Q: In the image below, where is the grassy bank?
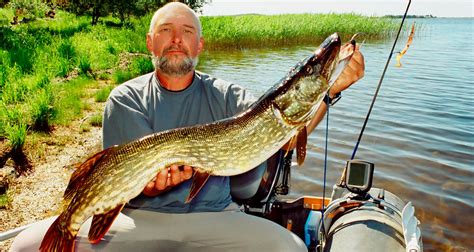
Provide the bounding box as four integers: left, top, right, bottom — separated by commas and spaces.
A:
0, 10, 398, 157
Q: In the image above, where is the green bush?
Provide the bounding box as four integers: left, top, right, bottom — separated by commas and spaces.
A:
9, 47, 35, 74
106, 43, 117, 55
34, 73, 50, 89
94, 86, 112, 102
58, 39, 76, 61
129, 56, 153, 76
78, 55, 92, 75
1, 73, 29, 104
0, 64, 6, 92
112, 70, 132, 84
5, 122, 27, 151
52, 77, 88, 125
3, 107, 27, 151
56, 57, 72, 77
8, 0, 49, 20
29, 87, 56, 131
88, 113, 102, 127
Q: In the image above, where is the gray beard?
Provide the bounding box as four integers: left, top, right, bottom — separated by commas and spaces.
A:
152, 54, 199, 76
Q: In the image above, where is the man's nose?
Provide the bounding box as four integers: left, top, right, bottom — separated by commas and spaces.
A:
171, 30, 183, 44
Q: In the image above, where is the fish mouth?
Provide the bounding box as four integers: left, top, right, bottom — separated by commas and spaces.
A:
313, 33, 341, 80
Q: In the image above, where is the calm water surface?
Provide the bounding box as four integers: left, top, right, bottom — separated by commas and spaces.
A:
198, 18, 473, 251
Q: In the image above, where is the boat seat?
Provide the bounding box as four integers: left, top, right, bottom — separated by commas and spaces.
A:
230, 150, 285, 205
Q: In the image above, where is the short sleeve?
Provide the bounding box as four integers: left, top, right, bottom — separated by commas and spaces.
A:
102, 90, 154, 149
225, 84, 256, 117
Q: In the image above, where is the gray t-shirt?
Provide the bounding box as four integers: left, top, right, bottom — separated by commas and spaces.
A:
103, 71, 255, 213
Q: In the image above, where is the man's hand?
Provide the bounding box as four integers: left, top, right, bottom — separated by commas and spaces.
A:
283, 41, 366, 152
329, 42, 365, 97
143, 165, 193, 197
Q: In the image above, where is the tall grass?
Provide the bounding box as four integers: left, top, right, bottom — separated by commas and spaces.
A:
52, 77, 91, 126
112, 70, 133, 84
201, 13, 398, 49
2, 107, 28, 151
78, 56, 91, 75
29, 86, 56, 131
129, 56, 154, 76
88, 113, 103, 127
95, 86, 113, 102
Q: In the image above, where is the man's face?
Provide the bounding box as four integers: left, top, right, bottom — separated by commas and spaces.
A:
147, 8, 203, 76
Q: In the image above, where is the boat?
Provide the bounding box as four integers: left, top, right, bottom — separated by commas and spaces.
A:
231, 149, 423, 251
1, 149, 423, 252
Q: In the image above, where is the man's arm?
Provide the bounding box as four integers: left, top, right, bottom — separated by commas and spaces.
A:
307, 43, 365, 133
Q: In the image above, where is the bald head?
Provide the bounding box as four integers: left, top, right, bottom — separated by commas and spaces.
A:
149, 2, 202, 37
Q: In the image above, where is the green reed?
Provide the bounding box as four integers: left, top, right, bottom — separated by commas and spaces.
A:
201, 13, 398, 49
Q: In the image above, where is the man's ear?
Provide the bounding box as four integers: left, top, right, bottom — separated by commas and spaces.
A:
146, 33, 153, 52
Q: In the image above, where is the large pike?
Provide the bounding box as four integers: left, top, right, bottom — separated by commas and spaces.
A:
41, 33, 352, 251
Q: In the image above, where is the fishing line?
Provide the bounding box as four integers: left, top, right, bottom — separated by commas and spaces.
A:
320, 96, 331, 236
350, 0, 412, 160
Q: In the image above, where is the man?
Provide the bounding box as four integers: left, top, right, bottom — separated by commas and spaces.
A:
102, 1, 363, 250
10, 2, 364, 251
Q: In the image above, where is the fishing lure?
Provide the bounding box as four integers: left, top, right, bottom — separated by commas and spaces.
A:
396, 22, 415, 67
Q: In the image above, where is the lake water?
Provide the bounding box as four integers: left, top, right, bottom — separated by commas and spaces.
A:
198, 18, 473, 251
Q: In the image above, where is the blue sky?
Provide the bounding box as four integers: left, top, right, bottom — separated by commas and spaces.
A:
202, 0, 473, 17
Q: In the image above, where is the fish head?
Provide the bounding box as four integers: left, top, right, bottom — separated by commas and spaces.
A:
273, 33, 342, 126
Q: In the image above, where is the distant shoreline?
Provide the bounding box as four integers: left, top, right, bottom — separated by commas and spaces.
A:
384, 14, 437, 18
384, 15, 474, 19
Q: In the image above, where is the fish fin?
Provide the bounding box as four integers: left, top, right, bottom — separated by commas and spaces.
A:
64, 147, 114, 202
272, 102, 302, 126
284, 135, 297, 157
185, 171, 211, 203
296, 126, 308, 166
88, 204, 125, 244
40, 215, 75, 252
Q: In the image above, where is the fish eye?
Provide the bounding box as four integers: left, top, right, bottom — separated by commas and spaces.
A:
306, 65, 313, 74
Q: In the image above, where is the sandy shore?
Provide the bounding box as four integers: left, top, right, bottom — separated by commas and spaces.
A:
0, 116, 103, 251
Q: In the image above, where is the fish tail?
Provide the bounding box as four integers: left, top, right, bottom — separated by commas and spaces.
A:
40, 216, 75, 252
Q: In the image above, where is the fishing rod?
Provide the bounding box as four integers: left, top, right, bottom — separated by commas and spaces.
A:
318, 1, 413, 243
350, 0, 412, 160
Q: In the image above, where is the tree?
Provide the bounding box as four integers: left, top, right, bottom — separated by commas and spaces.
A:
62, 0, 110, 25
183, 0, 210, 14
58, 0, 211, 25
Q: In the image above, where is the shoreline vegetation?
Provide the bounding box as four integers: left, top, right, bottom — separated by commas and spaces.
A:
0, 10, 398, 207
201, 13, 398, 49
